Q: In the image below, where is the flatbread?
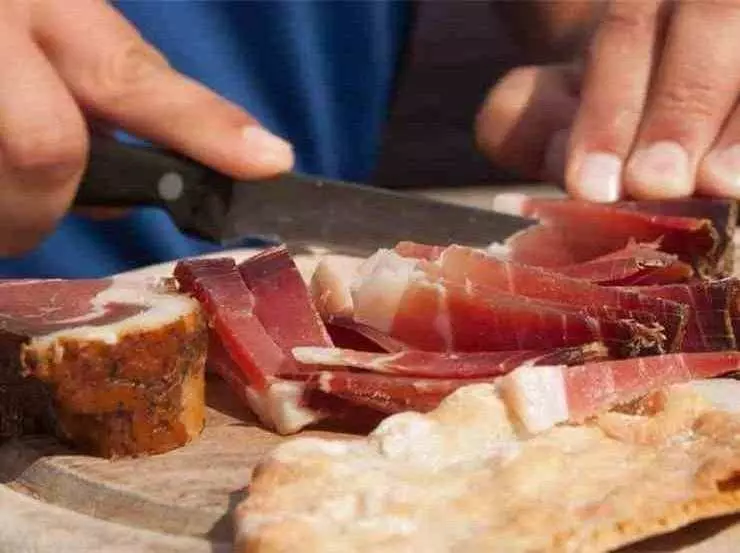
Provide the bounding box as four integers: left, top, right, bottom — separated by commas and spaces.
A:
234, 381, 740, 553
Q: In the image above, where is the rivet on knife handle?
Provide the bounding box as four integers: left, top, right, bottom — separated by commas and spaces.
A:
75, 135, 234, 242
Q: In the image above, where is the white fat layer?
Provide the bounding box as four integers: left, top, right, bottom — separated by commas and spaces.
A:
30, 280, 197, 348
310, 255, 362, 319
246, 380, 320, 435
293, 347, 405, 372
485, 242, 511, 260
491, 192, 527, 217
680, 379, 740, 413
317, 371, 334, 392
292, 346, 344, 365
351, 250, 418, 333
499, 364, 569, 434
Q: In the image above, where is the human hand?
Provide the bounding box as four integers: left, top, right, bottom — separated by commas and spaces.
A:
0, 0, 294, 255
476, 0, 740, 202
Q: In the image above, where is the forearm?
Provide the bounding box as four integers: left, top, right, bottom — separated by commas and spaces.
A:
493, 0, 607, 63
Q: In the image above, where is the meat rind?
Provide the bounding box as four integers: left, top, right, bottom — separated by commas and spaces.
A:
627, 279, 739, 352
236, 382, 740, 553
617, 198, 737, 276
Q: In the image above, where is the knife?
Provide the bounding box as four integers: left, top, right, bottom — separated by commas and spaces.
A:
75, 135, 535, 255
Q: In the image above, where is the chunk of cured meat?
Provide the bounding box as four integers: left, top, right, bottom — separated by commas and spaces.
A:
553, 243, 693, 285
493, 193, 719, 273
292, 342, 608, 378
625, 279, 739, 352
238, 246, 333, 350
392, 244, 687, 353
308, 371, 484, 414
352, 251, 664, 356
499, 351, 740, 433
617, 198, 737, 276
174, 257, 319, 434
0, 277, 207, 457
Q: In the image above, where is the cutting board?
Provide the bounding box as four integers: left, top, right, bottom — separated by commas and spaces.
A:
1, 239, 739, 552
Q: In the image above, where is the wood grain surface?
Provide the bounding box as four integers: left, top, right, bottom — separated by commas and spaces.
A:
1, 189, 739, 552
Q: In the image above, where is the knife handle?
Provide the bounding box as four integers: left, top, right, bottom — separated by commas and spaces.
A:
75, 135, 219, 208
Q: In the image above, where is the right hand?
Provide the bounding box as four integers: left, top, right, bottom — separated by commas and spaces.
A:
0, 0, 294, 255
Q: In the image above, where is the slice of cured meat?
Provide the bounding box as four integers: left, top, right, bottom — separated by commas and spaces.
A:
617, 198, 737, 275
238, 246, 333, 351
308, 371, 484, 414
0, 277, 207, 457
625, 279, 739, 352
174, 257, 319, 434
392, 244, 687, 354
493, 193, 719, 273
325, 318, 409, 353
351, 252, 661, 356
553, 242, 693, 285
500, 351, 740, 433
292, 342, 608, 378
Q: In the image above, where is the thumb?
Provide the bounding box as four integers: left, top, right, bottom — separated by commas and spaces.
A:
475, 64, 580, 182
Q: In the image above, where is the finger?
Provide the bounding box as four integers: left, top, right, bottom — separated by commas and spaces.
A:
73, 207, 131, 220
0, 19, 88, 255
565, 0, 663, 202
475, 64, 579, 181
32, 0, 294, 180
624, 1, 740, 200
698, 101, 740, 198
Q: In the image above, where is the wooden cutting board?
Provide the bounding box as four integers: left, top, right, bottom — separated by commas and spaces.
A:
1, 233, 739, 552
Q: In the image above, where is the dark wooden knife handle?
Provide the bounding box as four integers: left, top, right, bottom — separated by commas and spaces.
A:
76, 135, 216, 208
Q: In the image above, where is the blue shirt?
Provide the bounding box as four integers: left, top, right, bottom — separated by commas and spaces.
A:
0, 1, 410, 278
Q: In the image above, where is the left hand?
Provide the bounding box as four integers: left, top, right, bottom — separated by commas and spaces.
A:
476, 0, 740, 202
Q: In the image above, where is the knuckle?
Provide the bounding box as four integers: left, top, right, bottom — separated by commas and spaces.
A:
599, 5, 656, 38
78, 41, 170, 107
650, 79, 720, 122
2, 125, 87, 178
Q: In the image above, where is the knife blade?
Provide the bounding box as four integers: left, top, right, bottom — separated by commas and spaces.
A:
75, 135, 536, 255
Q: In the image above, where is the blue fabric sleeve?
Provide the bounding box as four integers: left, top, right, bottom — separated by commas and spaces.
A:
0, 1, 410, 278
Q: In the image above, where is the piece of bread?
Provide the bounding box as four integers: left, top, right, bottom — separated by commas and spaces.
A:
0, 277, 207, 458
235, 380, 740, 552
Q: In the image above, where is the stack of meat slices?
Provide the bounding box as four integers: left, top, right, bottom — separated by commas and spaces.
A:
174, 196, 740, 435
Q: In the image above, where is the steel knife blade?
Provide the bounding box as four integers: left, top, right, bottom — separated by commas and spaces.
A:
75, 135, 536, 255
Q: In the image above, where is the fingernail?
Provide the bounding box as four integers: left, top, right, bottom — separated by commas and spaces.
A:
703, 145, 740, 196
543, 129, 569, 182
626, 141, 691, 197
241, 126, 294, 169
575, 152, 622, 202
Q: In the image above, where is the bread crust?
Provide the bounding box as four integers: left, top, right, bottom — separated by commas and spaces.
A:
235, 383, 740, 553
